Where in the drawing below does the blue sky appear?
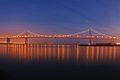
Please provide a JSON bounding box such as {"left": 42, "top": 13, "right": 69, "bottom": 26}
{"left": 0, "top": 0, "right": 120, "bottom": 35}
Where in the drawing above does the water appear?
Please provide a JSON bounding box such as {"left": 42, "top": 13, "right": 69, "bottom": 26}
{"left": 0, "top": 44, "right": 120, "bottom": 80}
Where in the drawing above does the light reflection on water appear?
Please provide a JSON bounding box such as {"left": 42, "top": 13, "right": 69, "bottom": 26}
{"left": 0, "top": 44, "right": 119, "bottom": 64}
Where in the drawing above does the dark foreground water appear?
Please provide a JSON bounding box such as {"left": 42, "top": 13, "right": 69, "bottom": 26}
{"left": 0, "top": 44, "right": 120, "bottom": 80}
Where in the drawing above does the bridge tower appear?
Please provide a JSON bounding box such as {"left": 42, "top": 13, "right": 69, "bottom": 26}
{"left": 88, "top": 29, "right": 92, "bottom": 45}
{"left": 25, "top": 31, "right": 29, "bottom": 44}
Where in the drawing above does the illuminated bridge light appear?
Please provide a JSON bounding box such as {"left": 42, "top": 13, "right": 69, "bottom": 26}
{"left": 62, "top": 35, "right": 65, "bottom": 37}
{"left": 96, "top": 36, "right": 99, "bottom": 38}
{"left": 116, "top": 43, "right": 120, "bottom": 45}
{"left": 66, "top": 35, "right": 69, "bottom": 37}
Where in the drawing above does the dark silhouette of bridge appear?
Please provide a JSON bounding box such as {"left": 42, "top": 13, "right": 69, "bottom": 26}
{"left": 0, "top": 28, "right": 119, "bottom": 45}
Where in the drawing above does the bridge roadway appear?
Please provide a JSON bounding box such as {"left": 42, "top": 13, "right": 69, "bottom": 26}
{"left": 0, "top": 35, "right": 119, "bottom": 40}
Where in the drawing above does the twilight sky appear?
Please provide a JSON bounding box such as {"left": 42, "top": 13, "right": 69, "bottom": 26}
{"left": 0, "top": 0, "right": 120, "bottom": 35}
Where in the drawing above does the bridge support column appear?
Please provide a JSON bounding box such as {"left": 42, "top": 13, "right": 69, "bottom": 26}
{"left": 6, "top": 37, "right": 10, "bottom": 44}
{"left": 25, "top": 31, "right": 29, "bottom": 44}
{"left": 88, "top": 29, "right": 92, "bottom": 45}
{"left": 25, "top": 38, "right": 29, "bottom": 44}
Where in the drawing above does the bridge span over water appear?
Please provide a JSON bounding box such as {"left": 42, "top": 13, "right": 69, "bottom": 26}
{"left": 0, "top": 29, "right": 120, "bottom": 44}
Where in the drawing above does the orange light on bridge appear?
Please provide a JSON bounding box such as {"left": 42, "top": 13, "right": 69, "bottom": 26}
{"left": 116, "top": 42, "right": 120, "bottom": 45}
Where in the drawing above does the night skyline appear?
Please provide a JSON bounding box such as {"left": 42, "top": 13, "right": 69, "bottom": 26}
{"left": 0, "top": 1, "right": 120, "bottom": 80}
{"left": 0, "top": 0, "right": 120, "bottom": 35}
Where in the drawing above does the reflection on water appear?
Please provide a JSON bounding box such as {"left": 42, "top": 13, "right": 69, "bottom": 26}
{"left": 0, "top": 44, "right": 119, "bottom": 64}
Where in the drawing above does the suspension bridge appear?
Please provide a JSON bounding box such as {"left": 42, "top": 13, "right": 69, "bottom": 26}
{"left": 0, "top": 28, "right": 120, "bottom": 45}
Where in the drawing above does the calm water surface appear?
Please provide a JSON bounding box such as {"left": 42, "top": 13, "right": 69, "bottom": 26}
{"left": 0, "top": 44, "right": 120, "bottom": 80}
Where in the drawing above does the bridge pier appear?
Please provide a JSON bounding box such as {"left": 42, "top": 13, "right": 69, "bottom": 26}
{"left": 25, "top": 31, "right": 29, "bottom": 44}
{"left": 25, "top": 38, "right": 29, "bottom": 44}
{"left": 6, "top": 37, "right": 10, "bottom": 44}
